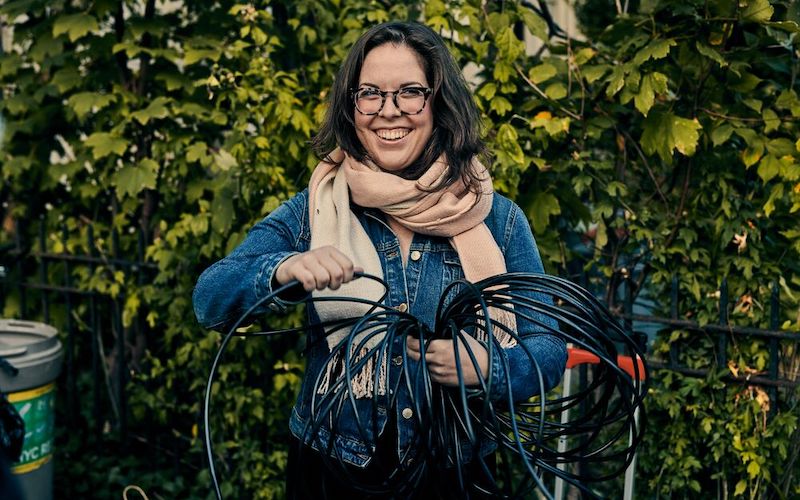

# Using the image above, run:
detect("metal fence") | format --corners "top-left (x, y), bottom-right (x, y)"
top-left (1, 220), bottom-right (798, 444)
top-left (613, 274), bottom-right (799, 416)
top-left (0, 219), bottom-right (156, 441)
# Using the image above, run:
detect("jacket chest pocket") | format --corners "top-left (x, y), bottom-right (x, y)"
top-left (441, 251), bottom-right (466, 308)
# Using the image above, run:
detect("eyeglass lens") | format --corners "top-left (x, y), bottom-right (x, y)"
top-left (355, 88), bottom-right (427, 115)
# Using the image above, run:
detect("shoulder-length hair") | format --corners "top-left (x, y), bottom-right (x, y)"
top-left (311, 21), bottom-right (486, 190)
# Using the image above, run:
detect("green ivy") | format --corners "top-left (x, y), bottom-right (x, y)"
top-left (1, 0), bottom-right (798, 497)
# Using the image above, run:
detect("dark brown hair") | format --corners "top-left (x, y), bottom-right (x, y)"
top-left (311, 21), bottom-right (485, 190)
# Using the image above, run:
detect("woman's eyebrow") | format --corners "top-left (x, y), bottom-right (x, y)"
top-left (357, 81), bottom-right (427, 89)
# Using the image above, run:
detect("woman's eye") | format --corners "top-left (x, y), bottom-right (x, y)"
top-left (358, 89), bottom-right (381, 99)
top-left (400, 88), bottom-right (424, 98)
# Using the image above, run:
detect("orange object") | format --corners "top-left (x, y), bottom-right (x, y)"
top-left (566, 347), bottom-right (646, 380)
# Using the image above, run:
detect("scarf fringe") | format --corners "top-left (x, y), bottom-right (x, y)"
top-left (317, 346), bottom-right (388, 398)
top-left (474, 307), bottom-right (518, 348)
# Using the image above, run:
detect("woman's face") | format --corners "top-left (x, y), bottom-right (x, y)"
top-left (354, 43), bottom-right (434, 174)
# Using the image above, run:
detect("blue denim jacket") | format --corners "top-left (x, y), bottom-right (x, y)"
top-left (193, 189), bottom-right (567, 467)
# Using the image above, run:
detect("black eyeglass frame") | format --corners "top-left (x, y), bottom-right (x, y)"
top-left (350, 86), bottom-right (433, 116)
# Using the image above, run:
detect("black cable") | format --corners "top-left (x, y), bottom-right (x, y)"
top-left (203, 272), bottom-right (648, 499)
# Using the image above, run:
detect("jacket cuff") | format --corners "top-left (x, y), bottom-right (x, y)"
top-left (255, 251), bottom-right (301, 313)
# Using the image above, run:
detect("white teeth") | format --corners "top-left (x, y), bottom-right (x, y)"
top-left (376, 129), bottom-right (410, 140)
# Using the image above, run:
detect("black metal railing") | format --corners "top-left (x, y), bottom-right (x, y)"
top-left (0, 219), bottom-right (156, 441)
top-left (1, 220), bottom-right (798, 446)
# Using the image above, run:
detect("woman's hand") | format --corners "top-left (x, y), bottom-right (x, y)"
top-left (406, 334), bottom-right (489, 387)
top-left (275, 246), bottom-right (362, 292)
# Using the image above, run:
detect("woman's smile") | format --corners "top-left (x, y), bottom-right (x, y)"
top-left (375, 128), bottom-right (412, 141)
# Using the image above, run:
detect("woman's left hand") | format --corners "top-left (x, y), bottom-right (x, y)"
top-left (406, 334), bottom-right (488, 387)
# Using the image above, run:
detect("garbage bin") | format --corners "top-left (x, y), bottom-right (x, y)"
top-left (0, 320), bottom-right (63, 500)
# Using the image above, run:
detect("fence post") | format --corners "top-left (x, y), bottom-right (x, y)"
top-left (768, 281), bottom-right (779, 416)
top-left (111, 224), bottom-right (127, 443)
top-left (39, 220), bottom-right (49, 323)
top-left (61, 225), bottom-right (76, 425)
top-left (14, 220), bottom-right (27, 316)
top-left (87, 224), bottom-right (102, 432)
top-left (717, 279), bottom-right (728, 367)
top-left (670, 274), bottom-right (678, 369)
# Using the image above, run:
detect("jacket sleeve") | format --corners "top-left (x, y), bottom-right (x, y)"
top-left (192, 190), bottom-right (309, 331)
top-left (487, 201), bottom-right (567, 402)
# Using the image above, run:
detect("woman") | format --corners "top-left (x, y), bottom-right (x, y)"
top-left (193, 21), bottom-right (567, 499)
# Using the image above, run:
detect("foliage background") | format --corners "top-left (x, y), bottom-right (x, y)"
top-left (0, 0), bottom-right (798, 498)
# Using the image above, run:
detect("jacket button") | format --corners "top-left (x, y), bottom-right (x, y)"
top-left (410, 250), bottom-right (421, 261)
top-left (401, 407), bottom-right (413, 419)
top-left (396, 303), bottom-right (408, 313)
top-left (392, 356), bottom-right (403, 366)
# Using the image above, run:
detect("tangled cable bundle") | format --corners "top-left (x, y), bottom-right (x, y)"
top-left (204, 272), bottom-right (648, 499)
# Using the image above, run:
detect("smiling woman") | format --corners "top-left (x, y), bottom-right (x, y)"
top-left (192, 21), bottom-right (567, 500)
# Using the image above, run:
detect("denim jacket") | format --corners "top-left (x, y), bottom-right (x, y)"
top-left (193, 189), bottom-right (567, 467)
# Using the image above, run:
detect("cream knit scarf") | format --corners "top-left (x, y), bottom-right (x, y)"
top-left (308, 149), bottom-right (516, 397)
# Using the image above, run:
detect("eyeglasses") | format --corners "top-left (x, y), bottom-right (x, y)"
top-left (352, 86), bottom-right (433, 116)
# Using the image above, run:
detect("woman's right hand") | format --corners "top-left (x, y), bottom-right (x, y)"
top-left (274, 246), bottom-right (362, 292)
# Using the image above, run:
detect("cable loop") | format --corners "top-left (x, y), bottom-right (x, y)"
top-left (204, 272), bottom-right (648, 499)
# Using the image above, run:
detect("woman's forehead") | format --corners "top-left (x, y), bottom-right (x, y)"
top-left (359, 44), bottom-right (428, 86)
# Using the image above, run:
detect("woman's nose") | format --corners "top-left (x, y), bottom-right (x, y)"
top-left (379, 92), bottom-right (402, 117)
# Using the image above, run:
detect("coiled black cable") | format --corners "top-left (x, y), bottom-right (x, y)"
top-left (203, 272), bottom-right (647, 499)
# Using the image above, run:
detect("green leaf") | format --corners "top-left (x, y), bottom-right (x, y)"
top-left (84, 132), bottom-right (128, 159)
top-left (573, 48), bottom-right (596, 65)
top-left (582, 64), bottom-right (609, 84)
top-left (695, 42), bottom-right (727, 67)
top-left (487, 12), bottom-right (511, 36)
top-left (605, 66), bottom-right (625, 98)
top-left (632, 38), bottom-right (676, 65)
top-left (52, 13), bottom-right (99, 42)
top-left (766, 138), bottom-right (795, 157)
top-left (520, 8), bottom-right (548, 41)
top-left (734, 480), bottom-right (747, 496)
top-left (526, 192), bottom-right (561, 233)
top-left (740, 0), bottom-right (774, 23)
top-left (640, 111), bottom-right (702, 162)
top-left (130, 97), bottom-right (172, 125)
top-left (775, 90), bottom-right (800, 116)
top-left (490, 96), bottom-right (512, 116)
top-left (730, 72), bottom-right (762, 92)
top-left (528, 63), bottom-right (557, 84)
top-left (50, 67), bottom-right (82, 93)
top-left (186, 142), bottom-right (211, 166)
top-left (742, 147), bottom-right (764, 168)
top-left (113, 159), bottom-right (158, 198)
top-left (67, 92), bottom-right (117, 119)
top-left (743, 98), bottom-right (762, 113)
top-left (746, 459), bottom-right (760, 478)
top-left (496, 123), bottom-right (524, 164)
top-left (544, 82), bottom-right (567, 100)
top-left (477, 83), bottom-right (497, 100)
top-left (711, 123), bottom-right (734, 146)
top-left (762, 108), bottom-right (779, 133)
top-left (213, 148), bottom-right (238, 171)
top-left (184, 48), bottom-right (221, 66)
top-left (635, 72), bottom-right (667, 116)
top-left (757, 155), bottom-right (781, 182)
top-left (493, 61), bottom-right (514, 83)
top-left (763, 183), bottom-right (784, 216)
top-left (495, 27), bottom-right (524, 61)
